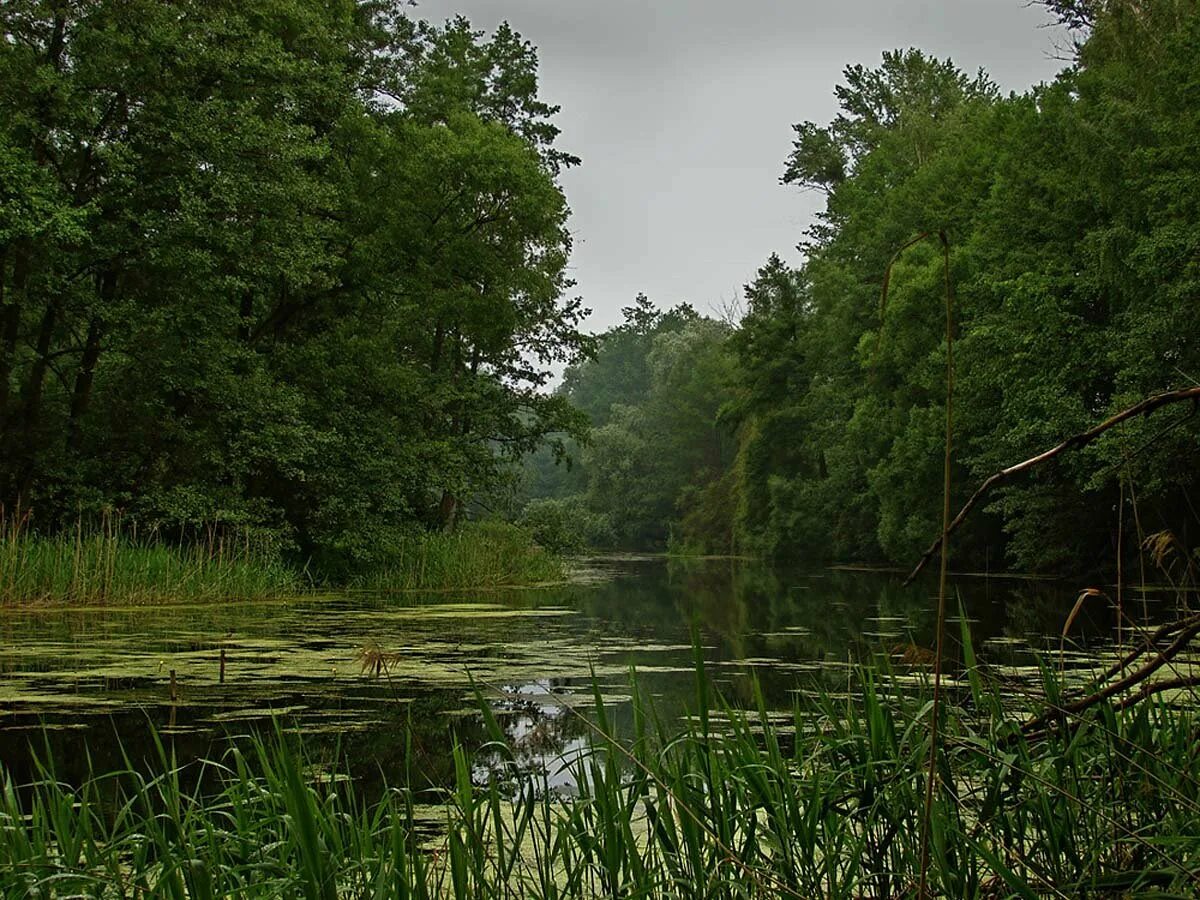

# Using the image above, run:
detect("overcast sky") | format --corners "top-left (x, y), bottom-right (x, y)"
top-left (414, 0), bottom-right (1068, 334)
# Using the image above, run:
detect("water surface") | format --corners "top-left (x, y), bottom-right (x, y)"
top-left (0, 557), bottom-right (1159, 792)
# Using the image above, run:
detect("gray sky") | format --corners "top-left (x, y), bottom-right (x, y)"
top-left (415, 0), bottom-right (1068, 334)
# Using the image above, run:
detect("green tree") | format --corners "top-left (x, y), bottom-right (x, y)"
top-left (729, 1), bottom-right (1200, 573)
top-left (0, 2), bottom-right (590, 577)
top-left (533, 300), bottom-right (736, 551)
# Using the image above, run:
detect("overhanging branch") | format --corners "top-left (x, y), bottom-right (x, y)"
top-left (903, 385), bottom-right (1200, 585)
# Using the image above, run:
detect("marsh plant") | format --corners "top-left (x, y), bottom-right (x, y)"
top-left (0, 512), bottom-right (300, 606)
top-left (2, 636), bottom-right (1197, 898)
top-left (0, 514), bottom-right (567, 604)
top-left (351, 522), bottom-right (565, 593)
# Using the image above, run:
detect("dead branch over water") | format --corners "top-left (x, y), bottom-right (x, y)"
top-left (1019, 613), bottom-right (1200, 741)
top-left (903, 385), bottom-right (1200, 587)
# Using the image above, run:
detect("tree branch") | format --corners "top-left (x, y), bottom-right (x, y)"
top-left (903, 386), bottom-right (1200, 585)
top-left (1022, 614), bottom-right (1200, 735)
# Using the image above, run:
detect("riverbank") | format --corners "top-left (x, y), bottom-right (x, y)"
top-left (3, 650), bottom-right (1196, 898)
top-left (0, 519), bottom-right (563, 606)
top-left (0, 520), bottom-right (301, 606)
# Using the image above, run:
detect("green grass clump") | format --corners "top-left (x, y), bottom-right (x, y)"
top-left (0, 518), bottom-right (301, 606)
top-left (353, 521), bottom-right (565, 592)
top-left (0, 516), bottom-right (566, 605)
top-left (3, 645), bottom-right (1198, 898)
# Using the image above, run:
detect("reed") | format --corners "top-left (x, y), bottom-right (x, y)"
top-left (352, 521), bottom-right (564, 592)
top-left (876, 230), bottom-right (958, 896)
top-left (0, 515), bottom-right (563, 605)
top-left (0, 514), bottom-right (301, 606)
top-left (2, 637), bottom-right (1196, 898)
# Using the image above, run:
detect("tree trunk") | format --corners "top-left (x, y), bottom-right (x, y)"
top-left (67, 301), bottom-right (106, 452)
top-left (15, 298), bottom-right (57, 503)
top-left (437, 490), bottom-right (458, 531)
top-left (0, 246), bottom-right (10, 420)
top-left (430, 321), bottom-right (445, 372)
top-left (22, 300), bottom-right (56, 432)
top-left (67, 270), bottom-right (115, 446)
top-left (0, 243), bottom-right (30, 426)
top-left (238, 290), bottom-right (255, 342)
top-left (46, 15), bottom-right (66, 68)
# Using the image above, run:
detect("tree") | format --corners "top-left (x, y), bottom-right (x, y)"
top-left (531, 300), bottom-right (735, 551)
top-left (733, 2), bottom-right (1200, 573)
top-left (0, 2), bottom-right (591, 576)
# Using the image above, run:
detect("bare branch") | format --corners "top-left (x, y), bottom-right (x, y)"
top-left (903, 386), bottom-right (1200, 586)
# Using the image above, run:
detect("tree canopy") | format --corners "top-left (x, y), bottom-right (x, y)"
top-left (524, 0), bottom-right (1200, 576)
top-left (0, 1), bottom-right (588, 575)
top-left (6, 0), bottom-right (1196, 580)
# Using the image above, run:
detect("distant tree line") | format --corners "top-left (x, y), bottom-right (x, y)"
top-left (1, 1), bottom-right (588, 576)
top-left (527, 0), bottom-right (1200, 574)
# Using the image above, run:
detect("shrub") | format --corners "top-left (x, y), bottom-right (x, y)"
top-left (519, 497), bottom-right (615, 554)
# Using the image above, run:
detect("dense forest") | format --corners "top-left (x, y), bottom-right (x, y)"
top-left (4, 3), bottom-right (1200, 896)
top-left (4, 0), bottom-right (1198, 582)
top-left (1, 1), bottom-right (589, 579)
top-left (527, 0), bottom-right (1200, 575)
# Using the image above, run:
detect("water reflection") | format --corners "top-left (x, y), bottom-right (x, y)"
top-left (474, 679), bottom-right (591, 794)
top-left (0, 557), bottom-right (1149, 794)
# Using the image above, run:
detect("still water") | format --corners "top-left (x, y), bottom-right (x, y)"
top-left (0, 556), bottom-right (1145, 792)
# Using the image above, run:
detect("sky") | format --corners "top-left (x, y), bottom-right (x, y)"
top-left (413, 0), bottom-right (1069, 335)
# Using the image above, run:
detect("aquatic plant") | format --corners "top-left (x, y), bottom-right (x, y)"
top-left (0, 512), bottom-right (568, 605)
top-left (351, 521), bottom-right (564, 593)
top-left (0, 512), bottom-right (301, 606)
top-left (2, 636), bottom-right (1197, 898)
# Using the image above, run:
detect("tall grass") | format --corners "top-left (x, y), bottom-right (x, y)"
top-left (0, 515), bottom-right (301, 606)
top-left (3, 643), bottom-right (1197, 897)
top-left (353, 521), bottom-right (565, 592)
top-left (0, 516), bottom-right (565, 605)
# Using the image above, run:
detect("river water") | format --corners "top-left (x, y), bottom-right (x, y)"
top-left (0, 556), bottom-right (1161, 793)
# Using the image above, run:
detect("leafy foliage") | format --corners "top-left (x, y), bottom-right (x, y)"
top-left (0, 2), bottom-right (588, 578)
top-left (519, 496), bottom-right (614, 554)
top-left (527, 300), bottom-right (737, 552)
top-left (521, 2), bottom-right (1200, 576)
top-left (732, 4), bottom-right (1200, 572)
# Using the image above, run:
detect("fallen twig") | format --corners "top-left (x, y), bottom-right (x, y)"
top-left (1018, 614), bottom-right (1200, 740)
top-left (1095, 614), bottom-right (1200, 686)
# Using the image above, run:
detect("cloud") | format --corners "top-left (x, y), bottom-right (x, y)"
top-left (414, 0), bottom-right (1066, 335)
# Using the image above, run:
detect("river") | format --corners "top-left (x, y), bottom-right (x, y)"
top-left (0, 556), bottom-right (1158, 794)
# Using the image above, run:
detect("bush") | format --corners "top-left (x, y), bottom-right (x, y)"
top-left (519, 497), bottom-right (614, 554)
